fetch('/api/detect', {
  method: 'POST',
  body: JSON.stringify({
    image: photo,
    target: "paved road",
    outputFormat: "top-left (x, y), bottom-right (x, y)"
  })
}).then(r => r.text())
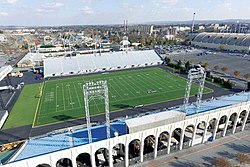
top-left (132, 125), bottom-right (250, 167)
top-left (0, 65), bottom-right (242, 144)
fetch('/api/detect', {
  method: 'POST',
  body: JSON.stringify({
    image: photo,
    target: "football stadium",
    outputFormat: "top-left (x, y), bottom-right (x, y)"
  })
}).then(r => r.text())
top-left (0, 49), bottom-right (249, 167)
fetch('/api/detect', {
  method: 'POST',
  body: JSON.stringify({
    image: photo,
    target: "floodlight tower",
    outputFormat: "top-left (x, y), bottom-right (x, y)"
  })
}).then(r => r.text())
top-left (83, 80), bottom-right (110, 143)
top-left (191, 12), bottom-right (196, 33)
top-left (183, 65), bottom-right (206, 114)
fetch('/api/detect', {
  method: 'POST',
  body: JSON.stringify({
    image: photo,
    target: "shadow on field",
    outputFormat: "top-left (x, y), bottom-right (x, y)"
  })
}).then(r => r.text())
top-left (53, 115), bottom-right (73, 121)
top-left (112, 104), bottom-right (132, 109)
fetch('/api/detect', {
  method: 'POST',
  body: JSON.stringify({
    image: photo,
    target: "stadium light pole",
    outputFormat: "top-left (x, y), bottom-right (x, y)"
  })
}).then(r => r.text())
top-left (83, 80), bottom-right (110, 143)
top-left (183, 66), bottom-right (206, 114)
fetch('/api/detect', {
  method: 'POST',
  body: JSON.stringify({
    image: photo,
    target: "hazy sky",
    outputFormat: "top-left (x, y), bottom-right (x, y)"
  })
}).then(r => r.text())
top-left (0, 0), bottom-right (249, 26)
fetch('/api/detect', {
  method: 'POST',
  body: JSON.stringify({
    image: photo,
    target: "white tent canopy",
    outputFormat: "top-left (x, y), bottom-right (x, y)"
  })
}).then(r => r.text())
top-left (0, 65), bottom-right (13, 81)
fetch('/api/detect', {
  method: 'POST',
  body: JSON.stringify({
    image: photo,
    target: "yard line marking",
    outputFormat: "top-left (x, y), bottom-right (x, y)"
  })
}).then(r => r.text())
top-left (73, 82), bottom-right (82, 107)
top-left (32, 82), bottom-right (45, 127)
top-left (66, 83), bottom-right (74, 108)
top-left (61, 83), bottom-right (66, 110)
top-left (55, 84), bottom-right (58, 112)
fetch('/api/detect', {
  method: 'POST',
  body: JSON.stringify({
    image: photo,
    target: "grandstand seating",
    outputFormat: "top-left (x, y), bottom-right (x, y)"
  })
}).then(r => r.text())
top-left (44, 50), bottom-right (163, 78)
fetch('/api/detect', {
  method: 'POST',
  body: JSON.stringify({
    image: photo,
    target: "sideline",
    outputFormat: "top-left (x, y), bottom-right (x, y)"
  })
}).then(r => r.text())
top-left (32, 82), bottom-right (45, 127)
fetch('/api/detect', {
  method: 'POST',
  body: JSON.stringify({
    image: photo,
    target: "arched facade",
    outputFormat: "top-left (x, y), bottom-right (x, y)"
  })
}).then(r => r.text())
top-left (192, 33), bottom-right (250, 53)
top-left (3, 102), bottom-right (250, 167)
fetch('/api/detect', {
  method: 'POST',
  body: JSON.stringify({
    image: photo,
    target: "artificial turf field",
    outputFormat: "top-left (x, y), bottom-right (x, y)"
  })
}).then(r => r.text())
top-left (4, 67), bottom-right (212, 128)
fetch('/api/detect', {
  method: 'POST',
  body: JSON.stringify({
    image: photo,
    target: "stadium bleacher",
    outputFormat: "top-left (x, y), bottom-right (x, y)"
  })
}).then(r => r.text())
top-left (43, 50), bottom-right (163, 78)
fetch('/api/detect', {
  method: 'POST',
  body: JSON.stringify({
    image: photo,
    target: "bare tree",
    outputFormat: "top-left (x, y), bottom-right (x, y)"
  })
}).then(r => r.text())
top-left (236, 153), bottom-right (250, 164)
top-left (243, 73), bottom-right (250, 81)
top-left (203, 63), bottom-right (209, 69)
top-left (221, 67), bottom-right (228, 73)
top-left (214, 65), bottom-right (220, 71)
top-left (213, 157), bottom-right (231, 167)
top-left (234, 71), bottom-right (241, 78)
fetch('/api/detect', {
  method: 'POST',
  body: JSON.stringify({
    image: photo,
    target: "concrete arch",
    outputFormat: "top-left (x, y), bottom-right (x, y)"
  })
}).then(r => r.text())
top-left (112, 143), bottom-right (125, 166)
top-left (36, 164), bottom-right (51, 167)
top-left (216, 115), bottom-right (228, 138)
top-left (170, 128), bottom-right (183, 152)
top-left (56, 158), bottom-right (73, 167)
top-left (157, 131), bottom-right (170, 151)
top-left (76, 152), bottom-right (92, 167)
top-left (143, 135), bottom-right (156, 156)
top-left (183, 124), bottom-right (195, 148)
top-left (128, 139), bottom-right (141, 159)
top-left (236, 110), bottom-right (248, 129)
top-left (207, 118), bottom-right (217, 141)
top-left (195, 121), bottom-right (207, 144)
top-left (95, 147), bottom-right (109, 167)
top-left (226, 112), bottom-right (238, 134)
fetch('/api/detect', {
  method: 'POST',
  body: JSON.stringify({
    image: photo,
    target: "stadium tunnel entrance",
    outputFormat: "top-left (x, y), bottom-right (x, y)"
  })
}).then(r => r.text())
top-left (112, 143), bottom-right (125, 167)
top-left (195, 121), bottom-right (207, 144)
top-left (216, 115), bottom-right (228, 139)
top-left (170, 128), bottom-right (182, 153)
top-left (56, 158), bottom-right (72, 167)
top-left (129, 139), bottom-right (140, 165)
top-left (183, 125), bottom-right (195, 149)
top-left (95, 148), bottom-right (109, 167)
top-left (226, 113), bottom-right (238, 135)
top-left (236, 110), bottom-right (248, 132)
top-left (36, 164), bottom-right (51, 167)
top-left (143, 135), bottom-right (155, 160)
top-left (207, 118), bottom-right (217, 141)
top-left (157, 131), bottom-right (169, 156)
top-left (76, 153), bottom-right (91, 167)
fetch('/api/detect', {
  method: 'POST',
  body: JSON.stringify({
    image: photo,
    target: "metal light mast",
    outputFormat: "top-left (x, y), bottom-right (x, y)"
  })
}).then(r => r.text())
top-left (191, 12), bottom-right (196, 33)
top-left (183, 66), bottom-right (206, 114)
top-left (83, 80), bottom-right (110, 143)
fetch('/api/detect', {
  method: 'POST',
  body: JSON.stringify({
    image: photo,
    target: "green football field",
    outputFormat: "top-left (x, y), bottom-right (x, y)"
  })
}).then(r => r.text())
top-left (3, 67), bottom-right (212, 129)
top-left (34, 68), bottom-right (211, 126)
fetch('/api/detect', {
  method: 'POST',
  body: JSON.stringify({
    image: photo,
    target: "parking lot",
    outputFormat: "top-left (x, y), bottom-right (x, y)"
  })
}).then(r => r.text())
top-left (169, 49), bottom-right (250, 78)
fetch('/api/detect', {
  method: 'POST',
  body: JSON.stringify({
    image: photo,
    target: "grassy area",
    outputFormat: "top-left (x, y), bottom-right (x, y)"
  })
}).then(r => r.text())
top-left (3, 83), bottom-right (42, 129)
top-left (5, 68), bottom-right (212, 128)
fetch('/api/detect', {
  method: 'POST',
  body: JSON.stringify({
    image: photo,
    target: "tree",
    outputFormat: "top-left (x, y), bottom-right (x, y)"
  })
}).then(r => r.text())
top-left (185, 61), bottom-right (191, 71)
top-left (203, 63), bottom-right (209, 69)
top-left (234, 71), bottom-right (241, 78)
top-left (221, 67), bottom-right (228, 73)
top-left (214, 65), bottom-right (220, 71)
top-left (219, 45), bottom-right (225, 50)
top-left (236, 153), bottom-right (250, 164)
top-left (177, 60), bottom-right (182, 68)
top-left (213, 157), bottom-right (231, 167)
top-left (243, 73), bottom-right (250, 81)
top-left (164, 57), bottom-right (171, 65)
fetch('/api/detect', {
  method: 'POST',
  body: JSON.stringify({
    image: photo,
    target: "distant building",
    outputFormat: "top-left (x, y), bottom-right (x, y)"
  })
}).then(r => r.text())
top-left (0, 34), bottom-right (7, 43)
top-left (192, 32), bottom-right (250, 53)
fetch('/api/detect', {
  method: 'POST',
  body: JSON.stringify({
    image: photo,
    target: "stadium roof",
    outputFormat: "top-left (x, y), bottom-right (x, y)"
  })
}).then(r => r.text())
top-left (125, 110), bottom-right (186, 133)
top-left (193, 33), bottom-right (250, 47)
top-left (43, 50), bottom-right (163, 78)
top-left (0, 65), bottom-right (12, 81)
top-left (12, 121), bottom-right (126, 162)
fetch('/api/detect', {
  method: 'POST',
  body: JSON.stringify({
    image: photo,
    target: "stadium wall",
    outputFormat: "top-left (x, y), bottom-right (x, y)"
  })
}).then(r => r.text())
top-left (3, 101), bottom-right (250, 167)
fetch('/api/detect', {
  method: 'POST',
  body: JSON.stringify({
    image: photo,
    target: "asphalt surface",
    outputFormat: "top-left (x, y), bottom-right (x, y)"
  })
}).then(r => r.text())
top-left (0, 65), bottom-right (242, 145)
top-left (132, 125), bottom-right (250, 167)
top-left (171, 50), bottom-right (250, 89)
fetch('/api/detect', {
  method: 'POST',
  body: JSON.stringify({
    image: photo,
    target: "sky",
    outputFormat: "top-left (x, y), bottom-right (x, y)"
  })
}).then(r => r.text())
top-left (0, 0), bottom-right (249, 26)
